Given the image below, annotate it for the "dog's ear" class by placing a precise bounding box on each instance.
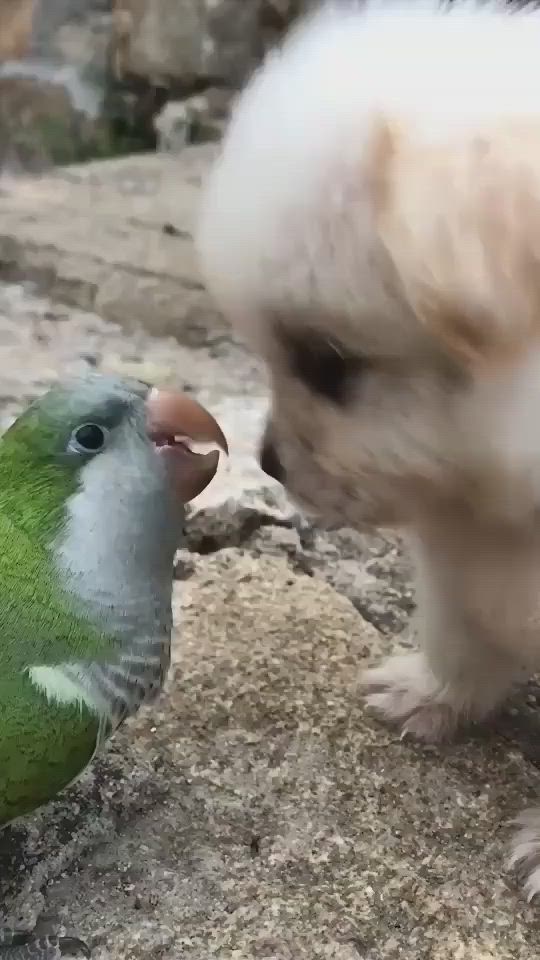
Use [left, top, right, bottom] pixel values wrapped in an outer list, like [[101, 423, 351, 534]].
[[371, 118, 540, 372]]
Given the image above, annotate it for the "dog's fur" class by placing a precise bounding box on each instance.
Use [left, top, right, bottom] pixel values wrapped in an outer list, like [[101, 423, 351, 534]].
[[197, 0, 540, 897]]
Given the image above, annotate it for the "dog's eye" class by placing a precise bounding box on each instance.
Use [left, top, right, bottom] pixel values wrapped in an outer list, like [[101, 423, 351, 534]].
[[285, 331, 364, 404]]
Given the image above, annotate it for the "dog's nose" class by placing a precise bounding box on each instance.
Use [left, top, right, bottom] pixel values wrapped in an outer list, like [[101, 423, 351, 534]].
[[260, 438, 286, 484]]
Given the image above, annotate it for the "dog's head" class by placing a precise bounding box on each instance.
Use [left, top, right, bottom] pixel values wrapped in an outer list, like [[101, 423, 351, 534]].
[[197, 2, 540, 529]]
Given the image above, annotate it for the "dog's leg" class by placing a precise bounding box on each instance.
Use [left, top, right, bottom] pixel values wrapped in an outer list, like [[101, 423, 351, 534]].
[[361, 523, 540, 898], [507, 809, 540, 901], [361, 524, 530, 742]]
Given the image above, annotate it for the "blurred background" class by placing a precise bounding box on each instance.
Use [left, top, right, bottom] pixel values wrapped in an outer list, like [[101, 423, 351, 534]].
[[0, 0, 310, 170], [0, 0, 298, 492]]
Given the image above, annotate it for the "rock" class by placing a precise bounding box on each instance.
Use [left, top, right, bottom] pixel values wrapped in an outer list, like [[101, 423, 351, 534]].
[[0, 0, 33, 60], [107, 0, 313, 145], [0, 1, 160, 171], [0, 72, 110, 171], [154, 89, 231, 151], [31, 0, 111, 74], [0, 147, 227, 339], [111, 0, 285, 90], [43, 17, 112, 106], [0, 0, 316, 169], [202, 0, 283, 88], [111, 0, 207, 87], [0, 0, 120, 171]]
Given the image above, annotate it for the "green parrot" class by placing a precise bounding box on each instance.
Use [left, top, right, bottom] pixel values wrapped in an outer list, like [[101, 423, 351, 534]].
[[0, 374, 227, 959]]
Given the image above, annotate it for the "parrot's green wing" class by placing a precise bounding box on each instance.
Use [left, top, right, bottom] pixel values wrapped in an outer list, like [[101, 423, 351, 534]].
[[0, 510, 111, 675], [0, 508, 117, 829]]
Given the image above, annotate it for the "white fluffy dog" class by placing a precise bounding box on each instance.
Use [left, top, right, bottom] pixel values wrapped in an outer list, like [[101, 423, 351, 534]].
[[197, 0, 540, 897]]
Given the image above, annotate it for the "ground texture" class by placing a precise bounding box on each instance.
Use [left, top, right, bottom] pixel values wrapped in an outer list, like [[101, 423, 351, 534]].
[[1, 150, 540, 959]]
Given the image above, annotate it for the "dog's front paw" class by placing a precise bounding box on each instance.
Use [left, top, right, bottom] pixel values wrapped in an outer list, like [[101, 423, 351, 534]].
[[360, 652, 460, 743], [508, 808, 540, 901]]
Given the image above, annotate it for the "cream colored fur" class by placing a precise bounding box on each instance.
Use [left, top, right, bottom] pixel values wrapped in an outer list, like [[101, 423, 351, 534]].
[[197, 0, 540, 898]]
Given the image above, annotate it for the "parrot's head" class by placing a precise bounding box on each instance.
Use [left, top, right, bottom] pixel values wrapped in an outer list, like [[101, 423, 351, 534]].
[[0, 374, 227, 605]]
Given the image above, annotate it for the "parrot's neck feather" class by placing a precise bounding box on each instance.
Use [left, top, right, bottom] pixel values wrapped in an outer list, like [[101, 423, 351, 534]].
[[34, 432, 183, 727], [27, 650, 164, 729], [27, 664, 108, 722], [54, 431, 181, 635], [28, 665, 93, 709]]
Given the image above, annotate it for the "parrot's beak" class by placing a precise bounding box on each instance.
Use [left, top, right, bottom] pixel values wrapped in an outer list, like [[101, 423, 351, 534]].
[[146, 388, 228, 503]]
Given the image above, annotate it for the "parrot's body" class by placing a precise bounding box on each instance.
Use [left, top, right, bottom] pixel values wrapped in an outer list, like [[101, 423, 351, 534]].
[[0, 375, 226, 959]]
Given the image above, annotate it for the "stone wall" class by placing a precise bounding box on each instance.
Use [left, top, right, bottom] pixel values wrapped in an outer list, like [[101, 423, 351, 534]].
[[0, 0, 309, 166], [0, 0, 34, 60], [110, 0, 297, 89]]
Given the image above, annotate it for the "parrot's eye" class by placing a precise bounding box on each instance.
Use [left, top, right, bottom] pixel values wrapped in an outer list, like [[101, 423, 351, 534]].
[[68, 422, 108, 455]]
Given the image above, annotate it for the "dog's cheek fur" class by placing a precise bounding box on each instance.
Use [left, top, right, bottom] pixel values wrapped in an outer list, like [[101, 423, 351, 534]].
[[266, 358, 463, 527], [374, 117, 540, 371]]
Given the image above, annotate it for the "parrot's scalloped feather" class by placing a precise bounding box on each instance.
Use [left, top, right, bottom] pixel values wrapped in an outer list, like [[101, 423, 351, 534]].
[[0, 507, 169, 728]]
